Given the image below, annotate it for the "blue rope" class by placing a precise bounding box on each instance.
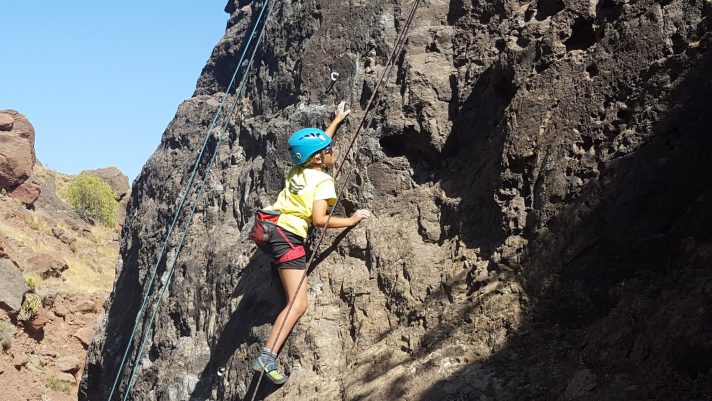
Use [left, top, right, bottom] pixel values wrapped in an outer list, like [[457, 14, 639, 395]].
[[106, 1, 274, 400], [121, 14, 273, 398]]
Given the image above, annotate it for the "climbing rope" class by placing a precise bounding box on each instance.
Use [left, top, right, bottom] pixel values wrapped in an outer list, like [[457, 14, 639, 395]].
[[106, 1, 276, 400], [248, 0, 421, 399], [120, 4, 277, 400]]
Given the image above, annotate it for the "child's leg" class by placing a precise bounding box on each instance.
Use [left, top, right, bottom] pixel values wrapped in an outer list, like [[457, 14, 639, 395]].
[[264, 267, 308, 354]]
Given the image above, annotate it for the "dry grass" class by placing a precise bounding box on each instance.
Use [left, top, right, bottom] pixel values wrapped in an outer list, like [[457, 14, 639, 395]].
[[0, 165, 119, 296], [39, 226, 117, 294], [0, 220, 44, 254], [45, 377, 73, 394]]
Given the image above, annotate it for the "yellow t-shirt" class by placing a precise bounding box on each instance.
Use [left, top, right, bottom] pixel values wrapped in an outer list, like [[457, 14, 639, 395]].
[[272, 166, 337, 238]]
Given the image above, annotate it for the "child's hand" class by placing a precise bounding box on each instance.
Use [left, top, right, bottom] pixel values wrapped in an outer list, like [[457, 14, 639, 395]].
[[350, 209, 370, 225], [335, 101, 351, 122]]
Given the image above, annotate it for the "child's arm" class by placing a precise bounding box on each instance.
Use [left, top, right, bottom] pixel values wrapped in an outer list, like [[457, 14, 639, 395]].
[[324, 101, 351, 138], [312, 199, 369, 228]]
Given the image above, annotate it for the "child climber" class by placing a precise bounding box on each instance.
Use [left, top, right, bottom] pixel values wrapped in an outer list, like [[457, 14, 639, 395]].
[[253, 101, 370, 384]]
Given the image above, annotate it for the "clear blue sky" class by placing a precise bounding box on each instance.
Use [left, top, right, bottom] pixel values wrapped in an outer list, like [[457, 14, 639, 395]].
[[0, 1, 228, 182]]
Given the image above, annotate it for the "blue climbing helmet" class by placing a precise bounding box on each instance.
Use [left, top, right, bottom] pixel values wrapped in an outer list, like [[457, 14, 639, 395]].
[[288, 127, 332, 164]]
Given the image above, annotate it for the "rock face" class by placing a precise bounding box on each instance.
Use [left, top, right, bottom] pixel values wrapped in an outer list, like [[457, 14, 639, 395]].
[[0, 110, 36, 190], [0, 110, 40, 206], [82, 1, 712, 401]]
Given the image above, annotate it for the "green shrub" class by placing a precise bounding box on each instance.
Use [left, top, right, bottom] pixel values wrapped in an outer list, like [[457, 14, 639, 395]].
[[25, 274, 40, 292], [0, 321, 15, 350], [67, 173, 118, 226], [18, 293, 42, 321], [46, 377, 73, 393]]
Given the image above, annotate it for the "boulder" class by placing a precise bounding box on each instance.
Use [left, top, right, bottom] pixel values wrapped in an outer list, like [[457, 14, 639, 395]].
[[25, 308, 49, 334], [73, 327, 95, 348], [55, 372, 77, 384], [75, 298, 98, 313], [0, 110, 36, 189], [25, 253, 69, 278], [0, 258, 28, 313], [8, 180, 41, 205], [54, 301, 70, 318], [55, 355, 80, 373]]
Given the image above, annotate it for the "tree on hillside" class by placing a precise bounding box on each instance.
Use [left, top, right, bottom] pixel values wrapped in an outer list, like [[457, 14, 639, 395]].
[[67, 173, 118, 226]]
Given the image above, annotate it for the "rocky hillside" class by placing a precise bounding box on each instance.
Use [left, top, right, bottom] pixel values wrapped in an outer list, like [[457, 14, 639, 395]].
[[1, 110, 129, 400], [83, 0, 711, 400]]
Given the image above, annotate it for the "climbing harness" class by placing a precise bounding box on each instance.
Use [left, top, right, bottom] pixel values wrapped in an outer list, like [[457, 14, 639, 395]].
[[249, 0, 422, 399], [105, 1, 277, 400], [248, 209, 281, 250], [248, 209, 306, 263]]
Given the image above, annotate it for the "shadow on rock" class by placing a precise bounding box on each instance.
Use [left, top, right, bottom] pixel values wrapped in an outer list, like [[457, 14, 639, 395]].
[[418, 33, 712, 401], [189, 253, 283, 401]]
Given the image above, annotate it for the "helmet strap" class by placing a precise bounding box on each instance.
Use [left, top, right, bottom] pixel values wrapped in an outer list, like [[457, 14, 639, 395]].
[[303, 153, 323, 169]]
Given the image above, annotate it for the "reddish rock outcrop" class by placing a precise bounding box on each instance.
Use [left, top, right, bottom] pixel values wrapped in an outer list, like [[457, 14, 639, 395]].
[[25, 253, 69, 279], [8, 180, 41, 205], [0, 110, 36, 190]]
